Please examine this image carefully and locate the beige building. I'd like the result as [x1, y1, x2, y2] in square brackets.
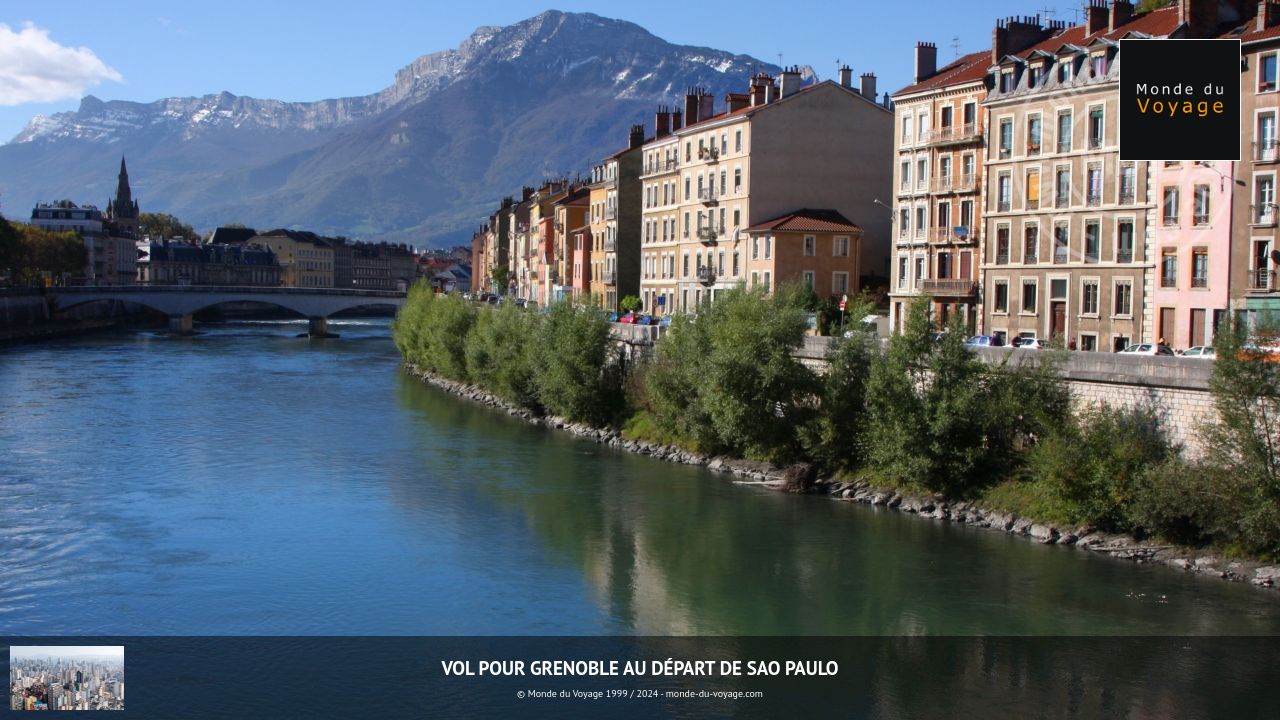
[890, 47, 988, 332]
[642, 68, 892, 315]
[252, 230, 334, 288]
[587, 169, 611, 304]
[1229, 4, 1280, 324]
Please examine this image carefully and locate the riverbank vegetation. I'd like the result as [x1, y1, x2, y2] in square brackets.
[393, 282, 1280, 559]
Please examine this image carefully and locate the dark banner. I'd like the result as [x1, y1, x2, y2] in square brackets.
[4, 636, 1279, 718]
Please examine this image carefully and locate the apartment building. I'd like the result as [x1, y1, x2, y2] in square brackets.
[252, 229, 335, 288]
[1151, 160, 1233, 348]
[1229, 2, 1280, 325]
[890, 48, 988, 333]
[639, 107, 683, 314]
[641, 68, 892, 314]
[587, 170, 610, 304]
[551, 186, 590, 304]
[600, 128, 644, 311]
[505, 189, 533, 297]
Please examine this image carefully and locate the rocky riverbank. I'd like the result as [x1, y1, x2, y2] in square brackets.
[405, 364, 1280, 594]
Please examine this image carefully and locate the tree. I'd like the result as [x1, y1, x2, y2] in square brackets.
[531, 300, 615, 424]
[139, 212, 198, 241]
[619, 295, 642, 313]
[491, 265, 511, 294]
[0, 216, 19, 283]
[803, 294, 876, 471]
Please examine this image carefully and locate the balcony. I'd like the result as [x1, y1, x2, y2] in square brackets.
[1088, 136, 1103, 150]
[1055, 195, 1070, 209]
[1024, 247, 1039, 264]
[1255, 140, 1278, 163]
[1086, 194, 1102, 207]
[1053, 247, 1069, 264]
[604, 206, 617, 221]
[643, 159, 680, 175]
[697, 146, 720, 163]
[1026, 142, 1042, 156]
[1119, 190, 1136, 205]
[1117, 248, 1134, 263]
[998, 147, 1012, 160]
[1252, 268, 1273, 292]
[603, 269, 616, 286]
[1057, 140, 1072, 153]
[1191, 275, 1208, 289]
[697, 225, 722, 243]
[921, 279, 977, 296]
[696, 265, 716, 284]
[924, 123, 981, 147]
[927, 227, 976, 244]
[1253, 204, 1278, 226]
[1194, 213, 1210, 226]
[1026, 197, 1039, 210]
[697, 187, 719, 205]
[603, 237, 616, 253]
[995, 252, 1010, 265]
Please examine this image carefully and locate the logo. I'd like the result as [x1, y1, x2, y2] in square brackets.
[1119, 38, 1241, 161]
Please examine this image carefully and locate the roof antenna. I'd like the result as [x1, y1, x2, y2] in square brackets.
[777, 52, 783, 69]
[950, 36, 961, 58]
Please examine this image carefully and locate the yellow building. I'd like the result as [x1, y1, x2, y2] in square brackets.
[251, 230, 334, 288]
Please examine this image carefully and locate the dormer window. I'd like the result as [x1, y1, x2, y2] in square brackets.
[1028, 64, 1042, 87]
[1000, 70, 1015, 93]
[1091, 53, 1108, 78]
[1058, 61, 1071, 83]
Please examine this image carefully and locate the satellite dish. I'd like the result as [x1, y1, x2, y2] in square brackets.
[954, 226, 968, 239]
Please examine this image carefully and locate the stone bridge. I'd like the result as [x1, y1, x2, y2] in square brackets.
[49, 285, 407, 335]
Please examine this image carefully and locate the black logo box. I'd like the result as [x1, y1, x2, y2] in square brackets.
[1120, 38, 1241, 161]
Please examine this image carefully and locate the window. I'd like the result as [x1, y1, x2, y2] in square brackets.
[1026, 168, 1040, 209]
[994, 280, 1009, 313]
[1114, 281, 1133, 317]
[916, 207, 927, 237]
[1057, 111, 1072, 153]
[1261, 52, 1277, 93]
[939, 156, 952, 184]
[1029, 65, 1042, 87]
[734, 168, 742, 192]
[763, 271, 771, 291]
[1091, 53, 1108, 78]
[733, 209, 740, 227]
[1161, 248, 1178, 287]
[803, 271, 815, 288]
[937, 201, 951, 231]
[732, 251, 740, 276]
[1000, 70, 1015, 93]
[937, 252, 951, 279]
[960, 200, 974, 230]
[963, 102, 976, 128]
[1084, 221, 1100, 263]
[898, 208, 909, 238]
[902, 116, 912, 143]
[1055, 167, 1071, 208]
[1080, 334, 1097, 352]
[999, 119, 1013, 158]
[1119, 163, 1137, 204]
[1194, 184, 1211, 225]
[803, 235, 816, 256]
[1082, 280, 1099, 315]
[833, 272, 849, 294]
[1086, 164, 1103, 206]
[683, 253, 689, 277]
[1054, 223, 1069, 264]
[1021, 280, 1038, 315]
[900, 161, 910, 190]
[1163, 186, 1180, 226]
[1088, 106, 1104, 149]
[735, 130, 742, 153]
[1024, 225, 1039, 264]
[834, 236, 850, 257]
[1116, 220, 1135, 262]
[898, 256, 907, 288]
[1027, 115, 1042, 154]
[917, 158, 927, 189]
[915, 257, 925, 281]
[1059, 60, 1072, 84]
[1256, 176, 1276, 223]
[995, 226, 1010, 264]
[1192, 248, 1209, 288]
[998, 173, 1012, 211]
[684, 177, 691, 201]
[764, 237, 772, 259]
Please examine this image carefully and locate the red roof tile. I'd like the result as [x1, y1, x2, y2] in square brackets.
[745, 209, 862, 234]
[893, 50, 990, 97]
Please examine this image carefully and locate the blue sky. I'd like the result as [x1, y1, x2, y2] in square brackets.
[0, 0, 1090, 142]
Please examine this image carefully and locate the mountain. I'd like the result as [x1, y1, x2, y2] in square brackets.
[0, 11, 809, 246]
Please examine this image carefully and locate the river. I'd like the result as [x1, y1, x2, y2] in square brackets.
[2, 317, 1279, 638]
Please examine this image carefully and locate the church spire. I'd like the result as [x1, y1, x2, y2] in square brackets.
[107, 156, 140, 237]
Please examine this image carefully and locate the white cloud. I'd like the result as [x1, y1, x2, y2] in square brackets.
[0, 22, 122, 106]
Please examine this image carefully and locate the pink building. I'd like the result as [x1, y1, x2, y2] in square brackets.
[570, 224, 592, 301]
[1151, 161, 1234, 350]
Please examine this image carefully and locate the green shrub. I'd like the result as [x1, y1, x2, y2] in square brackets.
[419, 292, 476, 380]
[392, 282, 435, 367]
[531, 300, 616, 424]
[802, 295, 875, 471]
[1028, 404, 1175, 533]
[465, 301, 540, 408]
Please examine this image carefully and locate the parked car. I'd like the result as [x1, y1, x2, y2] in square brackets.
[635, 314, 655, 326]
[963, 335, 1004, 347]
[1180, 346, 1216, 359]
[618, 312, 636, 324]
[1011, 336, 1044, 349]
[658, 315, 672, 328]
[487, 295, 500, 304]
[607, 312, 620, 323]
[1119, 343, 1175, 356]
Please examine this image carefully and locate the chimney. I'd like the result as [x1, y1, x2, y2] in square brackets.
[838, 65, 853, 88]
[1086, 0, 1108, 35]
[764, 78, 779, 103]
[915, 42, 938, 83]
[1259, 0, 1280, 30]
[698, 89, 714, 120]
[1109, 0, 1134, 31]
[726, 92, 749, 112]
[860, 72, 877, 100]
[654, 106, 671, 138]
[671, 110, 682, 130]
[629, 124, 645, 149]
[992, 16, 1052, 66]
[683, 87, 702, 125]
[778, 66, 801, 98]
[522, 186, 534, 202]
[1178, 0, 1217, 38]
[749, 74, 770, 106]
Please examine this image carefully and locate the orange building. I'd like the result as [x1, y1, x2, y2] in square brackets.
[743, 209, 863, 300]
